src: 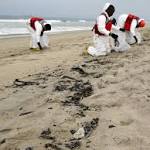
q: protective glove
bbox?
[112,18,117,25]
[37,42,43,50]
[40,31,44,36]
[133,36,138,43]
[109,33,118,40]
[119,28,125,32]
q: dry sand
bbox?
[0,29,150,150]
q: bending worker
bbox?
[117,14,146,45]
[87,3,119,56]
[27,17,51,50]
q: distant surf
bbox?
[0,19,93,37]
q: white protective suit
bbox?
[88,3,115,56]
[117,14,142,45]
[27,19,49,49]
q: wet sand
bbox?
[0,29,150,150]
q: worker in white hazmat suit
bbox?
[117,14,146,45]
[27,17,51,50]
[87,3,119,56]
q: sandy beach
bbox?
[0,28,150,150]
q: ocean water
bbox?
[0,19,93,37]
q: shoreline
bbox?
[0,29,91,39]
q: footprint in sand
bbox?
[113,136,130,145]
[120,118,134,126]
[105,101,122,108]
[0,128,12,133]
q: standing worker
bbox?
[117,14,146,45]
[87,3,119,56]
[27,17,51,50]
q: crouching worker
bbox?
[87,3,119,56]
[118,14,146,45]
[27,17,51,50]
